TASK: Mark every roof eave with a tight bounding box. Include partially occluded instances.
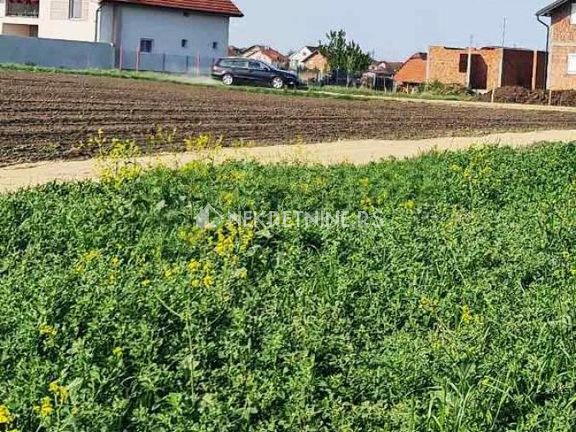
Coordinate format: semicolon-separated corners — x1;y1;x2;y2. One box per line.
536;0;569;17
101;0;244;17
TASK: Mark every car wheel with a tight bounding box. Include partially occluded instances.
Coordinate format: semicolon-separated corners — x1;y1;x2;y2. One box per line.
271;77;284;89
222;74;234;86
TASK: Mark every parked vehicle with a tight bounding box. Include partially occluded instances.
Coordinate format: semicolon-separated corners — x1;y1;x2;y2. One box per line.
212;58;303;89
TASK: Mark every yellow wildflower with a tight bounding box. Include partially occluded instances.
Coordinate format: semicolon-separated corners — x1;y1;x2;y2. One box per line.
360;196;373;211
229;170;247;182
420;297;438;311
203;275;214;288
240;227;254;252
39;324;57;338
215;229;235;256
0;405;12;424
164;265;180;279
111;257;121;268
48;380;69;403
35;397;53;418
236;268;248;279
112;347;123;358
187;260;201;273
403;200;416;210
82;250;101;262
461;305;474;324
221;192;235;207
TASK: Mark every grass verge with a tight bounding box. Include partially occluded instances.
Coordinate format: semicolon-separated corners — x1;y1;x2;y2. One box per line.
1;142;576;430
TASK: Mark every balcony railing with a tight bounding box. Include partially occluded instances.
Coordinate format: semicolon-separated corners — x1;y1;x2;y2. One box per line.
6;1;39;17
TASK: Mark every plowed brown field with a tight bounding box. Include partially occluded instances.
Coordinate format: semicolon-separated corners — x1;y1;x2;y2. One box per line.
2;70;576;166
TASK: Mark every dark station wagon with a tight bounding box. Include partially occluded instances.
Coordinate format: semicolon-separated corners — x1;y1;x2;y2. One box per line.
212;57;303;89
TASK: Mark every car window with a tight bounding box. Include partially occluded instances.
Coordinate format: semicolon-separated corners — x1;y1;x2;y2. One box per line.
249;61;265;70
232;60;249;68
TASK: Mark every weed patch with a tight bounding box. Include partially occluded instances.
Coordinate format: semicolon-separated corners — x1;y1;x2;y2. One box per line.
1;143;576;430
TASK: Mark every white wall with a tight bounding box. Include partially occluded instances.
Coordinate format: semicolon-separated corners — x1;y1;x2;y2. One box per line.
0;34;114;68
289;47;313;69
103;4;229;61
38;0;99;41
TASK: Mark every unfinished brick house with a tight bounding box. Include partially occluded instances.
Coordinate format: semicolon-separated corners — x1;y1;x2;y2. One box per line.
537;0;576;90
427;46;547;91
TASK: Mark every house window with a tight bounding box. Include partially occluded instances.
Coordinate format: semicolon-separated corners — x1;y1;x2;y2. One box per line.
212;41;219;50
140;39;153;53
181;39;188;48
68;0;82;19
572;3;576;25
568;54;576;74
459;54;468;73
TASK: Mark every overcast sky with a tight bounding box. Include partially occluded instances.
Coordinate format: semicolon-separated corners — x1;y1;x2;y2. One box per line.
230;0;552;61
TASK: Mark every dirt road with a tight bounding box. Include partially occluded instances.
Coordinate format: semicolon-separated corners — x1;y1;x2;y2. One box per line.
2;129;576;193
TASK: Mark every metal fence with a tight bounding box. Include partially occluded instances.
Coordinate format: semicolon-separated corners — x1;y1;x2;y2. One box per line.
117;49;217;75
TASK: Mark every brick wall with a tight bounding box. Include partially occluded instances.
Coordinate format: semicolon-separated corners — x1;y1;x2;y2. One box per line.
427;46;545;90
501;50;534;88
551;2;576;42
549;45;576;89
427;46;502;90
303;52;327;72
549;3;576;90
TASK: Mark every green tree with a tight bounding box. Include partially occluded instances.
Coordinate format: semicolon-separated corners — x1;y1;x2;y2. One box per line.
319;30;372;86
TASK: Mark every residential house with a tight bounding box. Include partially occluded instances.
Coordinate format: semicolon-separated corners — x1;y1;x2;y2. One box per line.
242;45;289;69
394;52;428;89
228;45;243;57
363;60;403;90
0;0;243;71
426;45;546;91
298;49;328;83
289;45;318;70
302;49;327;71
536;0;576;89
369;60;403;74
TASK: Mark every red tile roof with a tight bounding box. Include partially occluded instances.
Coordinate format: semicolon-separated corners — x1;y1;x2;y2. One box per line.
106;0;243;16
260;48;288;63
394;52;428;84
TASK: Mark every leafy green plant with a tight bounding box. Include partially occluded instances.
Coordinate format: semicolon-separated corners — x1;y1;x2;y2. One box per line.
1;143;576;430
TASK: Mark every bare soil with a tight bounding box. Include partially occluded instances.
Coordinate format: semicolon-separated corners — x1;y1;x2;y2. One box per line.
2;71;576;166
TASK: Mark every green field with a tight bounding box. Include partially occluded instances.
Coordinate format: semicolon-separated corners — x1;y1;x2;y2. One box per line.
1;143;576;431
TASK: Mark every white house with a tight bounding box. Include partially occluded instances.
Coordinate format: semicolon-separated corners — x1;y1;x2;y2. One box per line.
0;0;243;70
289;46;318;70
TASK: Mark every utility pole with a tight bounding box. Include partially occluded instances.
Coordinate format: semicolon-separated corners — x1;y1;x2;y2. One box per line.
466;35;474;89
501;17;507;47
